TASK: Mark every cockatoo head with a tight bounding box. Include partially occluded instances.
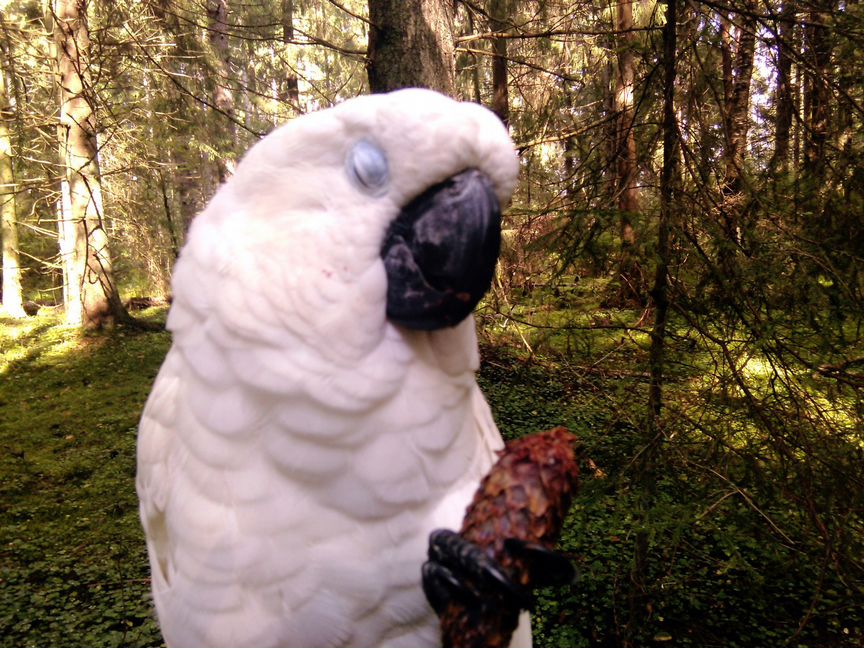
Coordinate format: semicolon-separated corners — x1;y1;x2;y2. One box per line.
173;89;518;358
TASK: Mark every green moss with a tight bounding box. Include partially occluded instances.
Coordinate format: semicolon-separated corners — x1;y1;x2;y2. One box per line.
0;309;170;648
1;309;861;648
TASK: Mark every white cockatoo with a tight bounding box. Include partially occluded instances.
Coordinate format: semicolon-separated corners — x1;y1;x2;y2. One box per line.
136;88;523;648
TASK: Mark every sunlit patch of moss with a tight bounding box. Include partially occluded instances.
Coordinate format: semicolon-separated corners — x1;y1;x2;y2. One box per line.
740;354;773;382
0;308;171;647
479;279;650;360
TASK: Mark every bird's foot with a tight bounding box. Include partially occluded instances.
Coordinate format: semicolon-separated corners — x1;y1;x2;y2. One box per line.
421;529;575;616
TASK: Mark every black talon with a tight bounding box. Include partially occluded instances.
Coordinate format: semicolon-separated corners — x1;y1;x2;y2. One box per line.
427;530;511;593
422;561;475;615
422;529;534;614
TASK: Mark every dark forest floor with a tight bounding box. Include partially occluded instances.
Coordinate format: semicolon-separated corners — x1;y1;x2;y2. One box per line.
1;307;861;647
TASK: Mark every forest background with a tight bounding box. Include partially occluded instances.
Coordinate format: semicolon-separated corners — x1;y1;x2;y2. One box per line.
0;0;862;646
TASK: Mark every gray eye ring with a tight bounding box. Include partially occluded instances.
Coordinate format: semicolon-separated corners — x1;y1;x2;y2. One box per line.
346;140;389;195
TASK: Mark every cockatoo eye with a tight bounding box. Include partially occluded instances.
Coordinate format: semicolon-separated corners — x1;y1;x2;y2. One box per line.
346;140;389;195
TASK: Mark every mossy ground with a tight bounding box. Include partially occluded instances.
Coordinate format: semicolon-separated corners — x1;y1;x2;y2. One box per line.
1;306;860;647
0;309;169;648
0;307;629;648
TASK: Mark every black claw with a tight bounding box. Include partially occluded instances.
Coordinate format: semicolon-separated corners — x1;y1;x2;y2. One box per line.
427;530;515;594
422;561;477;615
423;529;534;614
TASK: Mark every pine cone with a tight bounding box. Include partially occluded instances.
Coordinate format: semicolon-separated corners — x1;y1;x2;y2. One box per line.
439;427;580;648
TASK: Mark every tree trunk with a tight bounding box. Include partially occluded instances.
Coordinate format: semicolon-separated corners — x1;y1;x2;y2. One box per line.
837;0;857;179
53;0;127;329
651;0;680;423
152;0;203;236
562;49;578;207
723;0;757;195
0;42;24;318
206;0;237;183
626;4;679;644
720;11;733;122
718;0;757;251
56;176;78;312
613;0;642;303
282;0;300;110
489;0;509;125
367;0;456;96
803;0;833;181
467;10;482;104
772;1;796;172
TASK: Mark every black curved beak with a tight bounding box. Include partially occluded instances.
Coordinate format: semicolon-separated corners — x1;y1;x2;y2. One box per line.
381;169;501;330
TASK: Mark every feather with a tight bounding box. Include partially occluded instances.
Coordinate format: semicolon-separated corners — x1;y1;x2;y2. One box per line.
137;88;520;647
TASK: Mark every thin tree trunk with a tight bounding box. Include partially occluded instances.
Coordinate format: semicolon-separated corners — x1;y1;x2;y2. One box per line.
772;1;796;172
489;0;509;125
720;11;733;121
803;0;833;181
57;176;77;311
650;0;679;422
724;0;757;195
282;0;300;110
467;10;482;104
718;0;756;253
837;0;857;177
626;3;678;645
152;0;201;236
614;0;642;303
158;170;180;261
242;38;258;130
794;43;802;173
562;49;578;207
367;0;456;95
207;0;237;183
53;0;127;329
0;37;23;318
615;0;639;218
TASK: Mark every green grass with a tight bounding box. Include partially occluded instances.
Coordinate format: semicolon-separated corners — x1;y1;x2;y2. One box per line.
0;309;169;648
1;308;861;648
0;308;633;648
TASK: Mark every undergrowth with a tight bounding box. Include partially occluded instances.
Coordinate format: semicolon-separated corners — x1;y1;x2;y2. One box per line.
1;307;861;647
0;310;169;648
477;316;863;648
